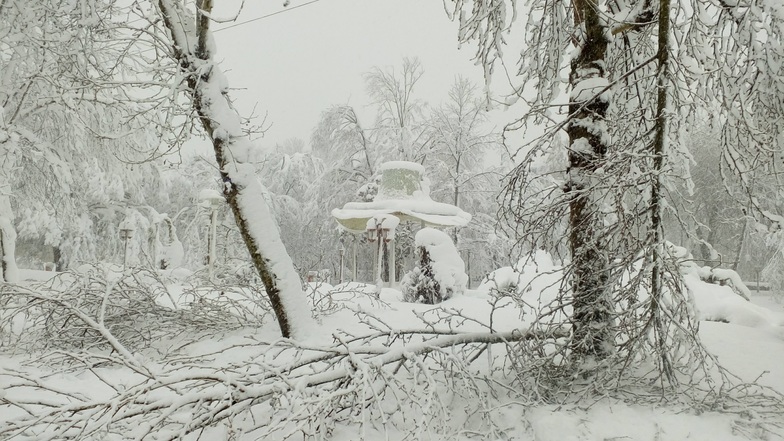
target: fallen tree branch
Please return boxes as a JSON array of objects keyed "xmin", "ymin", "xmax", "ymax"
[{"xmin": 0, "ymin": 326, "xmax": 567, "ymax": 440}]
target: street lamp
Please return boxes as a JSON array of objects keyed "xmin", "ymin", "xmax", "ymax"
[
  {"xmin": 338, "ymin": 245, "xmax": 345, "ymax": 284},
  {"xmin": 199, "ymin": 189, "xmax": 224, "ymax": 282},
  {"xmin": 118, "ymin": 221, "xmax": 135, "ymax": 270}
]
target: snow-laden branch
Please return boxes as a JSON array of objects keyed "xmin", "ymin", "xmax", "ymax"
[{"xmin": 0, "ymin": 320, "xmax": 567, "ymax": 440}]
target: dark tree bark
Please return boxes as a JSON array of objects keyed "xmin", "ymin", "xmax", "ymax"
[{"xmin": 566, "ymin": 0, "xmax": 614, "ymax": 359}]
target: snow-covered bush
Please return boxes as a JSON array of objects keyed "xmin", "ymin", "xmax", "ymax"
[
  {"xmin": 401, "ymin": 228, "xmax": 467, "ymax": 303},
  {"xmin": 478, "ymin": 250, "xmax": 558, "ymax": 296},
  {"xmin": 666, "ymin": 242, "xmax": 752, "ymax": 301},
  {"xmin": 401, "ymin": 246, "xmax": 442, "ymax": 303},
  {"xmin": 0, "ymin": 265, "xmax": 261, "ymax": 353}
]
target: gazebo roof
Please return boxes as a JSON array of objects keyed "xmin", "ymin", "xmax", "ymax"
[{"xmin": 331, "ymin": 161, "xmax": 471, "ymax": 233}]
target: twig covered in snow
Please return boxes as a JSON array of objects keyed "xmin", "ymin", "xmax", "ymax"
[
  {"xmin": 0, "ymin": 314, "xmax": 567, "ymax": 440},
  {"xmin": 0, "ymin": 266, "xmax": 262, "ymax": 355}
]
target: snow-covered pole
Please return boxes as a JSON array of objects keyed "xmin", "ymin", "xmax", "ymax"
[
  {"xmin": 365, "ymin": 219, "xmax": 384, "ymax": 289},
  {"xmin": 389, "ymin": 236, "xmax": 396, "ymax": 285},
  {"xmin": 338, "ymin": 245, "xmax": 345, "ymax": 284},
  {"xmin": 352, "ymin": 238, "xmax": 358, "ymax": 282},
  {"xmin": 200, "ymin": 189, "xmax": 223, "ymax": 282},
  {"xmin": 118, "ymin": 220, "xmax": 135, "ymax": 270},
  {"xmin": 366, "ymin": 214, "xmax": 400, "ymax": 289},
  {"xmin": 209, "ymin": 203, "xmax": 217, "ymax": 281}
]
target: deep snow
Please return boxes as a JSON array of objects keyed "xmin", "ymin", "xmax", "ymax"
[{"xmin": 2, "ymin": 267, "xmax": 783, "ymax": 440}]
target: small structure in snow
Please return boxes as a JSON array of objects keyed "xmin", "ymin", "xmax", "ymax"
[
  {"xmin": 199, "ymin": 189, "xmax": 225, "ymax": 282},
  {"xmin": 332, "ymin": 161, "xmax": 471, "ymax": 232},
  {"xmin": 118, "ymin": 217, "xmax": 136, "ymax": 269},
  {"xmin": 331, "ymin": 161, "xmax": 471, "ymax": 285}
]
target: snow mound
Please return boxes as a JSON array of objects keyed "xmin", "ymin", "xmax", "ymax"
[
  {"xmin": 668, "ymin": 242, "xmax": 752, "ymax": 300},
  {"xmin": 478, "ymin": 249, "xmax": 559, "ymax": 295},
  {"xmin": 685, "ymin": 274, "xmax": 784, "ymax": 334}
]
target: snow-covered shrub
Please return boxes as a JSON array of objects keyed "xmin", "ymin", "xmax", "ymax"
[
  {"xmin": 0, "ymin": 265, "xmax": 260, "ymax": 353},
  {"xmin": 401, "ymin": 228, "xmax": 467, "ymax": 304},
  {"xmin": 684, "ymin": 274, "xmax": 783, "ymax": 331},
  {"xmin": 401, "ymin": 246, "xmax": 442, "ymax": 303},
  {"xmin": 478, "ymin": 250, "xmax": 558, "ymax": 296},
  {"xmin": 666, "ymin": 242, "xmax": 752, "ymax": 300},
  {"xmin": 478, "ymin": 266, "xmax": 521, "ymax": 295}
]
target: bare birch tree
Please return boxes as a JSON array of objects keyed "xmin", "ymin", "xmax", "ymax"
[
  {"xmin": 151, "ymin": 0, "xmax": 313, "ymax": 338},
  {"xmin": 365, "ymin": 57, "xmax": 429, "ymax": 162}
]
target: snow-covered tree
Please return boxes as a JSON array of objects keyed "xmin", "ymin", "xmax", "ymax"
[
  {"xmin": 401, "ymin": 228, "xmax": 468, "ymax": 304},
  {"xmin": 445, "ymin": 0, "xmax": 773, "ymax": 370},
  {"xmin": 0, "ymin": 0, "xmax": 172, "ymax": 277},
  {"xmin": 426, "ymin": 77, "xmax": 508, "ymax": 282},
  {"xmin": 152, "ymin": 0, "xmax": 314, "ymax": 338},
  {"xmin": 427, "ymin": 77, "xmax": 499, "ymax": 211},
  {"xmin": 311, "ymin": 106, "xmax": 376, "ymax": 205},
  {"xmin": 449, "ymin": 0, "xmax": 643, "ymax": 359},
  {"xmin": 365, "ymin": 57, "xmax": 429, "ymax": 163}
]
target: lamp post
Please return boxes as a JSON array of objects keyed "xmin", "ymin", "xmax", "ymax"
[
  {"xmin": 338, "ymin": 245, "xmax": 345, "ymax": 284},
  {"xmin": 199, "ymin": 189, "xmax": 224, "ymax": 282},
  {"xmin": 119, "ymin": 225, "xmax": 135, "ymax": 270}
]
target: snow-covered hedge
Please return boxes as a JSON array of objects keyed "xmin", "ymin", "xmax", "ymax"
[{"xmin": 401, "ymin": 228, "xmax": 467, "ymax": 304}]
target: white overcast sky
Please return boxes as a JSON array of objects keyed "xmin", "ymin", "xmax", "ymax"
[{"xmin": 199, "ymin": 0, "xmax": 519, "ymax": 151}]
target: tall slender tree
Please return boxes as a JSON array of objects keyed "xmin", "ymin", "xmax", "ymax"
[
  {"xmin": 562, "ymin": 0, "xmax": 615, "ymax": 358},
  {"xmin": 153, "ymin": 0, "xmax": 313, "ymax": 338}
]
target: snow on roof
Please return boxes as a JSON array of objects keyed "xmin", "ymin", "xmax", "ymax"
[
  {"xmin": 378, "ymin": 161, "xmax": 425, "ymax": 174},
  {"xmin": 332, "ymin": 160, "xmax": 471, "ymax": 232},
  {"xmin": 332, "ymin": 198, "xmax": 471, "ymax": 232}
]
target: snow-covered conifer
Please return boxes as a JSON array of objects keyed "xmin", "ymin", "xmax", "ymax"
[{"xmin": 402, "ymin": 228, "xmax": 467, "ymax": 303}]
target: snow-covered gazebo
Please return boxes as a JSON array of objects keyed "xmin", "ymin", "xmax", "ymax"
[{"xmin": 331, "ymin": 161, "xmax": 471, "ymax": 284}]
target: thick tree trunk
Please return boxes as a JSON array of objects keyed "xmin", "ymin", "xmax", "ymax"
[
  {"xmin": 566, "ymin": 0, "xmax": 613, "ymax": 359},
  {"xmin": 0, "ymin": 200, "xmax": 18, "ymax": 282},
  {"xmin": 157, "ymin": 0, "xmax": 313, "ymax": 339},
  {"xmin": 0, "ymin": 111, "xmax": 19, "ymax": 283}
]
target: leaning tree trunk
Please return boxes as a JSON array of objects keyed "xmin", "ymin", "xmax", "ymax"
[
  {"xmin": 157, "ymin": 0, "xmax": 313, "ymax": 339},
  {"xmin": 566, "ymin": 0, "xmax": 613, "ymax": 359}
]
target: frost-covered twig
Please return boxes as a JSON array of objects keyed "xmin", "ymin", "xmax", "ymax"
[{"xmin": 0, "ymin": 324, "xmax": 567, "ymax": 440}]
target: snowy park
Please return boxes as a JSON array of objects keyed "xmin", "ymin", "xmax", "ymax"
[{"xmin": 2, "ymin": 0, "xmax": 784, "ymax": 440}]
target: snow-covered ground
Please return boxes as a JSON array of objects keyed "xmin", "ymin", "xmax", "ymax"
[{"xmin": 2, "ymin": 268, "xmax": 783, "ymax": 440}]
